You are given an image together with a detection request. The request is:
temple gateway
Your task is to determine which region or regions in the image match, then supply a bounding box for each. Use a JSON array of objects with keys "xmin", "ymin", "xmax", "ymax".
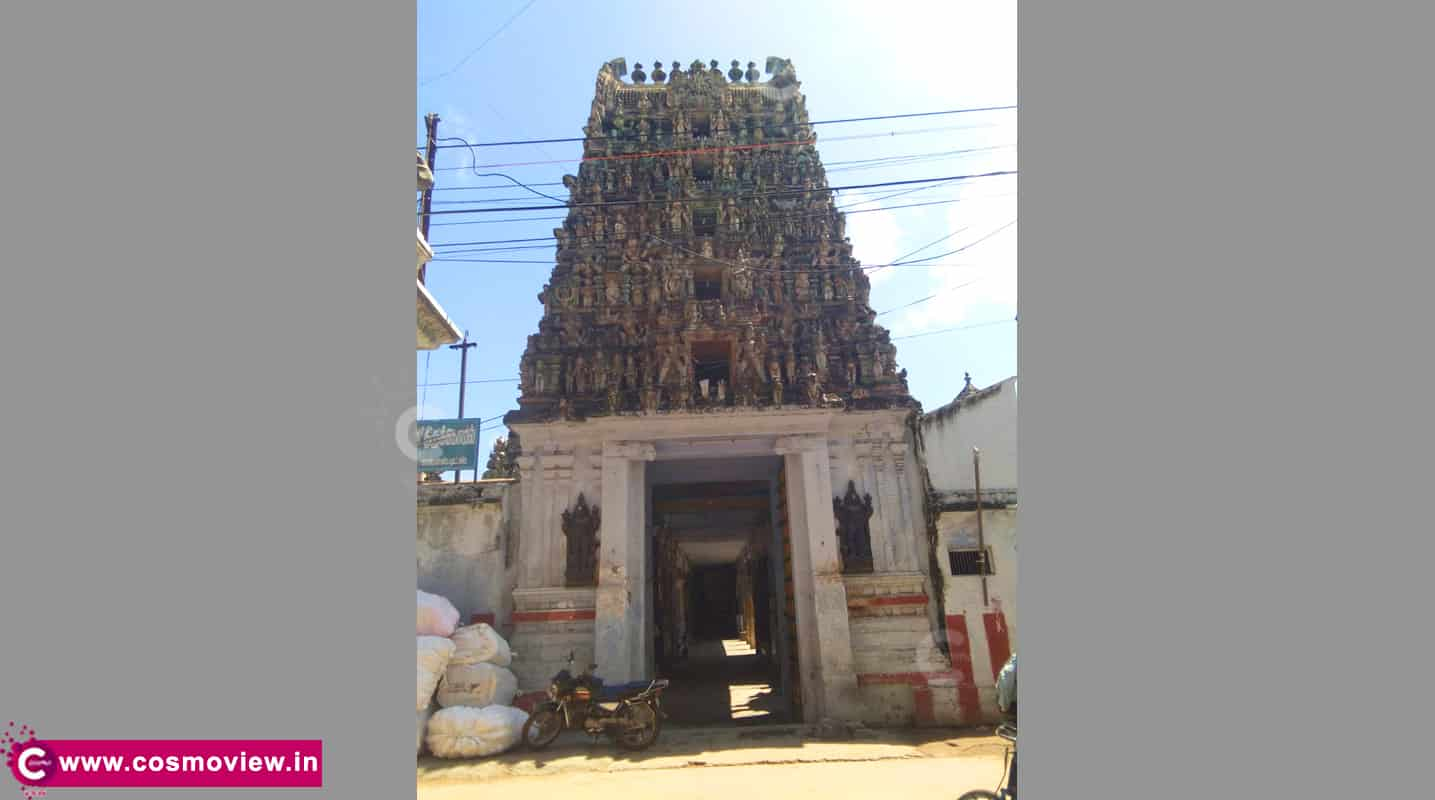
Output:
[{"xmin": 419, "ymin": 58, "xmax": 1016, "ymax": 728}]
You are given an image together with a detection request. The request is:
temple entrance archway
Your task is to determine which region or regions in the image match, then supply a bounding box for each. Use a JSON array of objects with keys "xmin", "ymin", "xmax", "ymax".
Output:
[{"xmin": 647, "ymin": 455, "xmax": 797, "ymax": 725}]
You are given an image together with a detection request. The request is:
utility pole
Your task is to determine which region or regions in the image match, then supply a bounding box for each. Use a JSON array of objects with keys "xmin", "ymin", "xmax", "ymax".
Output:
[
  {"xmin": 449, "ymin": 333, "xmax": 477, "ymax": 483},
  {"xmin": 419, "ymin": 112, "xmax": 440, "ymax": 283},
  {"xmin": 973, "ymin": 447, "xmax": 989, "ymax": 606}
]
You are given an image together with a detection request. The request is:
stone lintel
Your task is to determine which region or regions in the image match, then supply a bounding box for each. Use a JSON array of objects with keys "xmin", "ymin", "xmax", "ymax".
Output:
[
  {"xmin": 842, "ymin": 571, "xmax": 928, "ymax": 599},
  {"xmin": 512, "ymin": 587, "xmax": 597, "ymax": 613},
  {"xmin": 602, "ymin": 441, "xmax": 657, "ymax": 461},
  {"xmin": 774, "ymin": 434, "xmax": 826, "ymax": 455}
]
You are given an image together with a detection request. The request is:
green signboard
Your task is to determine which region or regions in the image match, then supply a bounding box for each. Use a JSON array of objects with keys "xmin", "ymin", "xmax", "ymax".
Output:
[{"xmin": 416, "ymin": 419, "xmax": 479, "ymax": 472}]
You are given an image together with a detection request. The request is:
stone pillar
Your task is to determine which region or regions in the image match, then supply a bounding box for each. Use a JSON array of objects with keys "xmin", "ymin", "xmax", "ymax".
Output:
[
  {"xmin": 856, "ymin": 442, "xmax": 894, "ymax": 573},
  {"xmin": 873, "ymin": 440, "xmax": 904, "ymax": 573},
  {"xmin": 889, "ymin": 440, "xmax": 919, "ymax": 572},
  {"xmin": 776, "ymin": 435, "xmax": 861, "ymax": 722},
  {"xmin": 594, "ymin": 440, "xmax": 656, "ymax": 683},
  {"xmin": 542, "ymin": 451, "xmax": 575, "ymax": 587},
  {"xmin": 513, "ymin": 454, "xmax": 545, "ymax": 588}
]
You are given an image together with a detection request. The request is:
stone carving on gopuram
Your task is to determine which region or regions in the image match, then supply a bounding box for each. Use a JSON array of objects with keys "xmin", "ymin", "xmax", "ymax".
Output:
[
  {"xmin": 504, "ymin": 57, "xmax": 916, "ymax": 425},
  {"xmin": 561, "ymin": 493, "xmax": 601, "ymax": 587},
  {"xmin": 833, "ymin": 480, "xmax": 876, "ymax": 574}
]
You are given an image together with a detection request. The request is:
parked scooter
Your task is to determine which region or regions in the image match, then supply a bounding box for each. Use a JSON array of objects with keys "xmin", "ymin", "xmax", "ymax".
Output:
[{"xmin": 521, "ymin": 651, "xmax": 670, "ymax": 752}]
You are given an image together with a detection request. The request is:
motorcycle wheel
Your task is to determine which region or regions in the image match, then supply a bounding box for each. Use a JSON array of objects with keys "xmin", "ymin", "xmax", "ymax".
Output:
[
  {"xmin": 613, "ymin": 702, "xmax": 661, "ymax": 751},
  {"xmin": 521, "ymin": 708, "xmax": 563, "ymax": 750},
  {"xmin": 955, "ymin": 792, "xmax": 1002, "ymax": 800}
]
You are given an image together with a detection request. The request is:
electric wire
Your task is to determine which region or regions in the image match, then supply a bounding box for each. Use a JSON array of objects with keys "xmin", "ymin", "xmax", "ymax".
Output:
[
  {"xmin": 422, "ymin": 171, "xmax": 1015, "ymax": 216},
  {"xmin": 890, "ymin": 317, "xmax": 1016, "ymax": 341},
  {"xmin": 436, "ymin": 136, "xmax": 567, "ymax": 203},
  {"xmin": 426, "ymin": 144, "xmax": 1015, "ymax": 199},
  {"xmin": 424, "ymin": 196, "xmax": 1015, "ymax": 263},
  {"xmin": 418, "ymin": 0, "xmax": 539, "ymax": 87},
  {"xmin": 433, "ymin": 123, "xmax": 1002, "ymax": 172},
  {"xmin": 887, "ymin": 219, "xmax": 1017, "ymax": 266},
  {"xmin": 419, "ymin": 378, "xmax": 519, "ymax": 389},
  {"xmin": 423, "ymin": 103, "xmax": 1016, "ymax": 150}
]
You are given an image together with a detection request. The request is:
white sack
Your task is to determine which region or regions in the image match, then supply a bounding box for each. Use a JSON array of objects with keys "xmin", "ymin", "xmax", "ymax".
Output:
[
  {"xmin": 417, "ymin": 589, "xmax": 460, "ymax": 637},
  {"xmin": 435, "ymin": 662, "xmax": 518, "ymax": 709},
  {"xmin": 449, "ymin": 623, "xmax": 512, "ymax": 668},
  {"xmin": 418, "ymin": 636, "xmax": 456, "ymax": 711},
  {"xmin": 425, "ymin": 705, "xmax": 529, "ymax": 759},
  {"xmin": 417, "ymin": 705, "xmax": 435, "ymax": 756}
]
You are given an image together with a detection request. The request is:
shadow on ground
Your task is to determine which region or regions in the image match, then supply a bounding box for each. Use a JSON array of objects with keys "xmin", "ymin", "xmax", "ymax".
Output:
[
  {"xmin": 658, "ymin": 638, "xmax": 792, "ymax": 726},
  {"xmin": 419, "ymin": 637, "xmax": 1006, "ymax": 783},
  {"xmin": 417, "ymin": 724, "xmax": 1006, "ymax": 784}
]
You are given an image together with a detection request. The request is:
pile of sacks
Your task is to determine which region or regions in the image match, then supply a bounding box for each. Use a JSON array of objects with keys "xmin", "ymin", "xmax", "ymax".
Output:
[{"xmin": 417, "ymin": 589, "xmax": 529, "ymax": 759}]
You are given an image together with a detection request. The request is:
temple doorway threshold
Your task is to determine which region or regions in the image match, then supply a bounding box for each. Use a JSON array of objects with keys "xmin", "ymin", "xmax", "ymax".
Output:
[{"xmin": 660, "ymin": 638, "xmax": 789, "ymax": 727}]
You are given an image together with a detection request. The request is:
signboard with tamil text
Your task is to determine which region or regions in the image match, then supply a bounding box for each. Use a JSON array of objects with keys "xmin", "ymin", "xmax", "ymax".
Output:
[{"xmin": 416, "ymin": 419, "xmax": 479, "ymax": 472}]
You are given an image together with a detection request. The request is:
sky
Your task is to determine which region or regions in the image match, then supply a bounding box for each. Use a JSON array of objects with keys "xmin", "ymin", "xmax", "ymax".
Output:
[{"xmin": 417, "ymin": 0, "xmax": 1017, "ymax": 476}]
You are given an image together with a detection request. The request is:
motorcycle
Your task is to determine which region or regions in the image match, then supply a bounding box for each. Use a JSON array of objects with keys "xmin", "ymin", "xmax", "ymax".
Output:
[{"xmin": 521, "ymin": 651, "xmax": 670, "ymax": 752}]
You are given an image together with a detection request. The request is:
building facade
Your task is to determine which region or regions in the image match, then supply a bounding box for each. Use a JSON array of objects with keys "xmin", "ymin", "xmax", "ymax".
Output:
[
  {"xmin": 919, "ymin": 374, "xmax": 1018, "ymax": 721},
  {"xmin": 417, "ymin": 59, "xmax": 1015, "ymax": 728},
  {"xmin": 417, "ymin": 151, "xmax": 462, "ymax": 350}
]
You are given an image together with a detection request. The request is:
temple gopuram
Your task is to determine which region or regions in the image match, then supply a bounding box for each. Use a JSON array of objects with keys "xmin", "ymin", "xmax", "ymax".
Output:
[
  {"xmin": 483, "ymin": 58, "xmax": 981, "ymax": 729},
  {"xmin": 506, "ymin": 56, "xmax": 914, "ymax": 423}
]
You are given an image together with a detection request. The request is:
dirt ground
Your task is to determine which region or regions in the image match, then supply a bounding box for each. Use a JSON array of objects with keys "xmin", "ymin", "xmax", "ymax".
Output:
[{"xmin": 418, "ymin": 725, "xmax": 1011, "ymax": 799}]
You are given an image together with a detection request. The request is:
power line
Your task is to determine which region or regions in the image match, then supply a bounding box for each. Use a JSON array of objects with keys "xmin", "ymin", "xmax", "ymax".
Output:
[
  {"xmin": 431, "ymin": 213, "xmax": 568, "ymax": 228},
  {"xmin": 424, "ymin": 103, "xmax": 1016, "ymax": 150},
  {"xmin": 418, "ymin": 411, "xmax": 507, "ymax": 427},
  {"xmin": 436, "ymin": 136, "xmax": 567, "ymax": 203},
  {"xmin": 439, "ymin": 123, "xmax": 1003, "ymax": 171},
  {"xmin": 424, "ymin": 194, "xmax": 1015, "ymax": 249},
  {"xmin": 426, "ymin": 143, "xmax": 1016, "ymax": 195},
  {"xmin": 427, "ymin": 256, "xmax": 994, "ymax": 268},
  {"xmin": 868, "ymin": 218, "xmax": 1018, "ymax": 281},
  {"xmin": 418, "ymin": 0, "xmax": 539, "ymax": 87},
  {"xmin": 891, "ymin": 317, "xmax": 1016, "ymax": 341},
  {"xmin": 426, "ymin": 185, "xmax": 1016, "ymax": 229},
  {"xmin": 889, "ymin": 219, "xmax": 1017, "ymax": 266},
  {"xmin": 418, "ymin": 377, "xmax": 519, "ymax": 388},
  {"xmin": 422, "ymin": 171, "xmax": 1016, "ymax": 216},
  {"xmin": 430, "ymin": 244, "xmax": 553, "ymax": 255},
  {"xmin": 421, "ymin": 351, "xmax": 431, "ymax": 416},
  {"xmin": 427, "ymin": 177, "xmax": 987, "ymax": 240},
  {"xmin": 888, "ymin": 229, "xmax": 970, "ymax": 266},
  {"xmin": 873, "ymin": 221, "xmax": 1019, "ymax": 316},
  {"xmin": 877, "ymin": 276, "xmax": 986, "ymax": 317},
  {"xmin": 424, "ymin": 193, "xmax": 1018, "ymax": 261},
  {"xmin": 426, "ymin": 182, "xmax": 968, "ymax": 247},
  {"xmin": 428, "ymin": 236, "xmax": 552, "ymax": 248},
  {"xmin": 426, "ymin": 257, "xmax": 559, "ymax": 264},
  {"xmin": 433, "ymin": 182, "xmax": 566, "ymax": 193}
]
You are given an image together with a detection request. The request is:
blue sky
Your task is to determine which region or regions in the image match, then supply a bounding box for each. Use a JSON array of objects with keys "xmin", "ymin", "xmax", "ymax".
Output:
[{"xmin": 417, "ymin": 0, "xmax": 1016, "ymax": 475}]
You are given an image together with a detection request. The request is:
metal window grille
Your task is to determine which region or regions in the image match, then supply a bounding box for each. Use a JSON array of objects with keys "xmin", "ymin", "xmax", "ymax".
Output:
[{"xmin": 948, "ymin": 547, "xmax": 994, "ymax": 576}]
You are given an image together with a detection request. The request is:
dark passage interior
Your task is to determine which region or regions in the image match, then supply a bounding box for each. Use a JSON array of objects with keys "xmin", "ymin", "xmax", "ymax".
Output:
[
  {"xmin": 688, "ymin": 564, "xmax": 739, "ymax": 639},
  {"xmin": 649, "ymin": 468, "xmax": 794, "ymax": 726}
]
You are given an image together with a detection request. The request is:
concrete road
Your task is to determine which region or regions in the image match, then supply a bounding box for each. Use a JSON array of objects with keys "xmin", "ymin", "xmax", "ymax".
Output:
[
  {"xmin": 420, "ymin": 757, "xmax": 1008, "ymax": 800},
  {"xmin": 418, "ymin": 725, "xmax": 1010, "ymax": 799}
]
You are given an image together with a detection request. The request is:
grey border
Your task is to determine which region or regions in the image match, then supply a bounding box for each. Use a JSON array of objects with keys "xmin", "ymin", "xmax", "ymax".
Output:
[
  {"xmin": 0, "ymin": 2, "xmax": 415, "ymax": 797},
  {"xmin": 1024, "ymin": 1, "xmax": 1428, "ymax": 796},
  {"xmin": 2, "ymin": 1, "xmax": 1429, "ymax": 797}
]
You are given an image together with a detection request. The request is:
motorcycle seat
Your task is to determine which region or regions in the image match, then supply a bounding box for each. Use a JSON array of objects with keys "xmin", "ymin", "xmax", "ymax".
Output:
[{"xmin": 595, "ymin": 680, "xmax": 653, "ymax": 701}]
